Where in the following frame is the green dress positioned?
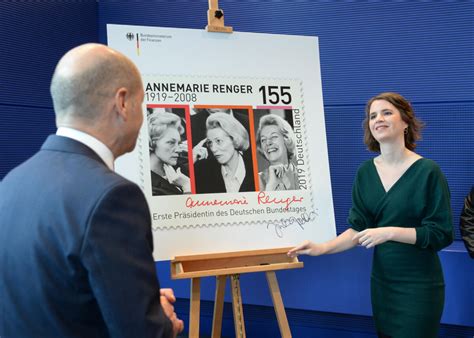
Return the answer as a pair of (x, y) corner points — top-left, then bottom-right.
(348, 158), (453, 338)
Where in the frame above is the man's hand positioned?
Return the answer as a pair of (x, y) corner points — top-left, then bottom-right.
(160, 288), (184, 337)
(160, 288), (176, 303)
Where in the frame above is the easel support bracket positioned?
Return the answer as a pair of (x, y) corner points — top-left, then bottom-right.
(206, 0), (233, 33)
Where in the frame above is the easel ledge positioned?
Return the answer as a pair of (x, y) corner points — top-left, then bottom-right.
(171, 247), (303, 279)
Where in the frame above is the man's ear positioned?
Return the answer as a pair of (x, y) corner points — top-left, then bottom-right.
(114, 87), (129, 121)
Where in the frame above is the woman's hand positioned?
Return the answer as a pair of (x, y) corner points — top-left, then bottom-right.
(287, 240), (326, 257)
(171, 168), (191, 193)
(174, 139), (208, 163)
(266, 164), (288, 190)
(352, 228), (393, 248)
(269, 163), (287, 178)
(175, 141), (189, 154)
(192, 138), (208, 163)
(164, 165), (191, 193)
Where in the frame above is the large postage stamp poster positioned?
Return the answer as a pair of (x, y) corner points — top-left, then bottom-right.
(107, 25), (336, 261)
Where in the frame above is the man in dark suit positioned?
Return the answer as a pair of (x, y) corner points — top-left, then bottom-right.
(0, 44), (183, 337)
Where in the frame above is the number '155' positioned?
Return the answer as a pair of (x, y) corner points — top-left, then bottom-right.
(258, 86), (292, 105)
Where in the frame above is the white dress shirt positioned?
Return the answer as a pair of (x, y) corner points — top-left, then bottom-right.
(56, 127), (115, 171)
(221, 153), (246, 193)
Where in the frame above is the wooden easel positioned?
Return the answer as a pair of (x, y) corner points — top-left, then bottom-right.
(200, 4), (298, 337)
(171, 248), (303, 338)
(206, 0), (233, 33)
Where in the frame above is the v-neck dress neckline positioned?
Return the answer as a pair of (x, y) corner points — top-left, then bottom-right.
(371, 157), (424, 194)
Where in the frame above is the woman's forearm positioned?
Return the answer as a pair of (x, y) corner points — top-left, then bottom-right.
(388, 227), (417, 245)
(322, 228), (359, 254)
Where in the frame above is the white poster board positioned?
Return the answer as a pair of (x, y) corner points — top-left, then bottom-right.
(107, 24), (336, 261)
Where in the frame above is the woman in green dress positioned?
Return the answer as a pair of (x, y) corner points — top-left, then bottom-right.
(288, 92), (453, 338)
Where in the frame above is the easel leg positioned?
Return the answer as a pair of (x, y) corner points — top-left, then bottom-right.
(189, 277), (201, 338)
(266, 271), (292, 338)
(212, 275), (227, 338)
(230, 274), (246, 338)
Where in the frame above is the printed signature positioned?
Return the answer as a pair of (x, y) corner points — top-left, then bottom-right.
(257, 191), (303, 209)
(267, 211), (318, 238)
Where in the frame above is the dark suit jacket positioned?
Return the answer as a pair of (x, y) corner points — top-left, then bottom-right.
(194, 150), (255, 194)
(460, 186), (474, 258)
(0, 135), (172, 338)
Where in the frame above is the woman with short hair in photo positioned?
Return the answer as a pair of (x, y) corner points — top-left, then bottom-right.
(194, 112), (255, 194)
(148, 111), (190, 195)
(256, 114), (299, 191)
